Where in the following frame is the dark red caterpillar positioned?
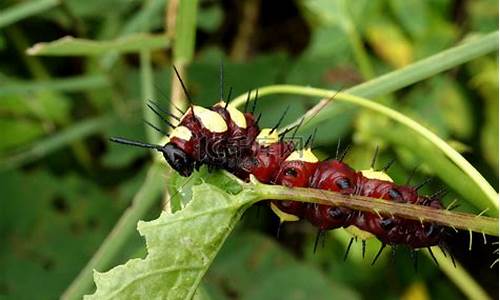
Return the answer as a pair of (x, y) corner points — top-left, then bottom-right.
(110, 67), (451, 265)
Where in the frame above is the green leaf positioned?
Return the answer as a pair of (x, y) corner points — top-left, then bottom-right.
(242, 265), (359, 300)
(62, 164), (166, 300)
(85, 181), (256, 300)
(0, 0), (59, 29)
(0, 75), (109, 96)
(364, 19), (414, 68)
(26, 33), (169, 56)
(209, 232), (361, 300)
(0, 118), (46, 152)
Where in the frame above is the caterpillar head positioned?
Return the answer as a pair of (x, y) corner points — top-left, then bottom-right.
(161, 143), (195, 177)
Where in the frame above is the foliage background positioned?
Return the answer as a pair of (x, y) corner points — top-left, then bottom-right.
(0, 0), (498, 299)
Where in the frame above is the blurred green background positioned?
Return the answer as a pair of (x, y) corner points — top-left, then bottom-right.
(0, 0), (498, 299)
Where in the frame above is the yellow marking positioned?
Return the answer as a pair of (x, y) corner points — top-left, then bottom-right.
(270, 202), (300, 222)
(216, 101), (247, 128)
(285, 148), (319, 163)
(169, 126), (192, 141)
(256, 128), (279, 146)
(345, 225), (375, 240)
(361, 168), (393, 182)
(192, 105), (228, 133)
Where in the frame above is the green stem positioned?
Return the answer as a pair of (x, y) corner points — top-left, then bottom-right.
(1, 115), (114, 171)
(250, 180), (498, 236)
(426, 248), (492, 300)
(340, 0), (374, 80)
(232, 31), (498, 110)
(61, 163), (166, 300)
(231, 85), (498, 213)
(0, 74), (109, 96)
(140, 50), (160, 143)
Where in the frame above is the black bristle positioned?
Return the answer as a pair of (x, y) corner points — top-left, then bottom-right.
(146, 104), (175, 129)
(252, 89), (258, 113)
(427, 247), (439, 266)
(144, 120), (168, 136)
(338, 144), (352, 162)
(148, 100), (180, 121)
(290, 117), (304, 141)
(172, 65), (193, 104)
(414, 178), (432, 191)
(255, 113), (262, 126)
(225, 87), (233, 105)
(313, 230), (323, 254)
(343, 237), (354, 261)
(362, 240), (366, 259)
(270, 105), (290, 134)
(371, 243), (386, 266)
(370, 146), (379, 169)
(244, 90), (251, 112)
(109, 137), (163, 151)
(405, 166), (418, 185)
(381, 158), (395, 172)
(305, 128), (318, 148)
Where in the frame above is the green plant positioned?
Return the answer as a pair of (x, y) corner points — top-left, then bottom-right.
(1, 1), (498, 300)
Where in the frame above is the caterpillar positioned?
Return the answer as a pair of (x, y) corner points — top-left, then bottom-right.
(110, 66), (452, 265)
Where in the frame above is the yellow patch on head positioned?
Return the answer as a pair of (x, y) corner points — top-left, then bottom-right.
(270, 202), (300, 222)
(256, 128), (279, 147)
(285, 148), (318, 163)
(345, 225), (375, 240)
(169, 126), (192, 141)
(216, 101), (247, 128)
(361, 168), (393, 182)
(192, 105), (228, 133)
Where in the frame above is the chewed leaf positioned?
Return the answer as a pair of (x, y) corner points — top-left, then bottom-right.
(85, 182), (256, 300)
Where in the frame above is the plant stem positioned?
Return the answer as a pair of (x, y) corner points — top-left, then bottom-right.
(232, 31), (498, 109)
(61, 163), (166, 300)
(231, 85), (498, 214)
(426, 248), (492, 300)
(0, 74), (109, 96)
(166, 0), (199, 211)
(250, 181), (498, 236)
(1, 115), (114, 170)
(140, 50), (160, 143)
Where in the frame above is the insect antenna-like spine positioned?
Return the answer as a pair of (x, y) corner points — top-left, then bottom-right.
(146, 104), (176, 129)
(148, 100), (180, 121)
(173, 65), (193, 105)
(109, 137), (163, 151)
